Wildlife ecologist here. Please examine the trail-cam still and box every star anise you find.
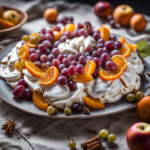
[2,119,17,134]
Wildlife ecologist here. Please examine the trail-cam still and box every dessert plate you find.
[0,38,150,119]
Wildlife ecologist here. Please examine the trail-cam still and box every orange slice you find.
[83,97,105,109]
[64,23,76,33]
[39,66,59,85]
[112,55,127,71]
[26,33,39,48]
[18,44,29,59]
[0,17,15,29]
[128,44,137,52]
[98,25,110,42]
[119,42,131,58]
[15,60,26,71]
[72,73,93,83]
[120,36,127,44]
[84,60,96,75]
[32,91,48,111]
[25,61,45,77]
[99,69,123,81]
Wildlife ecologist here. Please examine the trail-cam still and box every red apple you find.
[126,122,150,150]
[94,1,113,18]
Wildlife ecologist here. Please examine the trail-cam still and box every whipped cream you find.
[58,35,96,54]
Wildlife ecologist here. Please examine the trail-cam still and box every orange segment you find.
[84,60,96,75]
[64,23,76,33]
[72,73,93,83]
[120,36,127,44]
[39,66,59,85]
[25,61,45,77]
[15,59,26,71]
[18,44,29,59]
[119,42,131,58]
[112,55,127,71]
[128,44,137,52]
[26,41,38,48]
[98,25,110,42]
[32,91,48,111]
[53,31,62,42]
[83,97,105,109]
[99,69,123,81]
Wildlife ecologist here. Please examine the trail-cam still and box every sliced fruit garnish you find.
[72,73,93,83]
[29,33,39,38]
[64,23,76,33]
[112,55,127,71]
[0,17,15,29]
[32,91,48,111]
[83,97,105,109]
[53,31,62,42]
[39,66,59,85]
[25,61,45,77]
[128,44,137,52]
[120,36,127,44]
[98,25,110,42]
[26,40,38,48]
[18,44,29,59]
[119,42,131,58]
[15,59,26,71]
[98,69,123,81]
[84,60,96,75]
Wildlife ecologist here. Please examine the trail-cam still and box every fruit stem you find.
[123,7,126,10]
[141,125,144,130]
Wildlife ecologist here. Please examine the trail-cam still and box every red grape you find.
[76,64,84,74]
[86,26,93,35]
[40,54,48,63]
[92,51,98,58]
[42,40,52,49]
[61,68,69,77]
[96,43,104,49]
[45,33,53,42]
[24,88,33,99]
[115,41,122,49]
[60,36,68,43]
[138,73,146,82]
[29,48,36,55]
[110,50,121,57]
[13,85,25,98]
[46,62,52,68]
[92,69,98,79]
[75,52,82,60]
[67,16,74,22]
[100,53,110,63]
[45,29,53,37]
[71,61,78,66]
[41,28,46,34]
[53,25,61,31]
[38,44,47,53]
[56,17,66,24]
[57,54,64,63]
[84,21,92,27]
[63,54,68,58]
[78,56,86,65]
[97,48,105,57]
[36,50,42,58]
[72,103,82,113]
[93,57,101,68]
[30,53,38,62]
[68,81,76,91]
[57,76,68,85]
[36,61,42,68]
[97,38,105,44]
[40,33,46,42]
[103,47,108,53]
[48,54,55,62]
[78,28,85,36]
[105,41,115,50]
[52,48,60,57]
[58,64,66,72]
[68,65,76,75]
[67,54,76,61]
[17,79,28,88]
[84,52,91,57]
[93,32,100,41]
[72,29,79,37]
[45,49,51,55]
[53,41,61,48]
[52,59,60,68]
[105,61,117,71]
[63,31,72,39]
[77,23,84,29]
[62,58,70,67]
[86,45,94,53]
[109,34,117,41]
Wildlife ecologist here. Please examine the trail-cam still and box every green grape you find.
[37,33,41,40]
[54,108,58,114]
[99,129,109,139]
[64,107,71,115]
[69,140,76,149]
[47,106,54,115]
[135,91,144,100]
[31,36,39,45]
[107,134,116,143]
[21,35,30,41]
[126,93,135,102]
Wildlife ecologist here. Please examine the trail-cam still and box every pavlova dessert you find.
[0,20,144,115]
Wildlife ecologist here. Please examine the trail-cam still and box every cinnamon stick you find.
[86,142,102,150]
[86,139,100,149]
[81,135,100,149]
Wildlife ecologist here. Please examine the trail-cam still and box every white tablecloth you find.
[0,1,149,150]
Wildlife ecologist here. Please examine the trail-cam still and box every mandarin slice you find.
[39,66,59,85]
[15,60,26,71]
[99,69,123,81]
[83,97,105,109]
[64,23,76,33]
[25,61,45,77]
[18,44,29,59]
[72,73,93,83]
[32,91,48,111]
[119,42,131,58]
[128,43,137,52]
[84,60,96,75]
[98,25,110,42]
[112,55,127,71]
[120,36,127,44]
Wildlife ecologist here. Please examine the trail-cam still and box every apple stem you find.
[123,7,126,10]
[141,125,144,130]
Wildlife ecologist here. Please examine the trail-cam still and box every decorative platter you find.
[0,36,149,119]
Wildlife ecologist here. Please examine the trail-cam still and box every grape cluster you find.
[126,91,144,102]
[56,16,74,25]
[107,15,121,29]
[13,79,33,99]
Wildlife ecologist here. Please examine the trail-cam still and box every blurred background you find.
[0,0,150,16]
